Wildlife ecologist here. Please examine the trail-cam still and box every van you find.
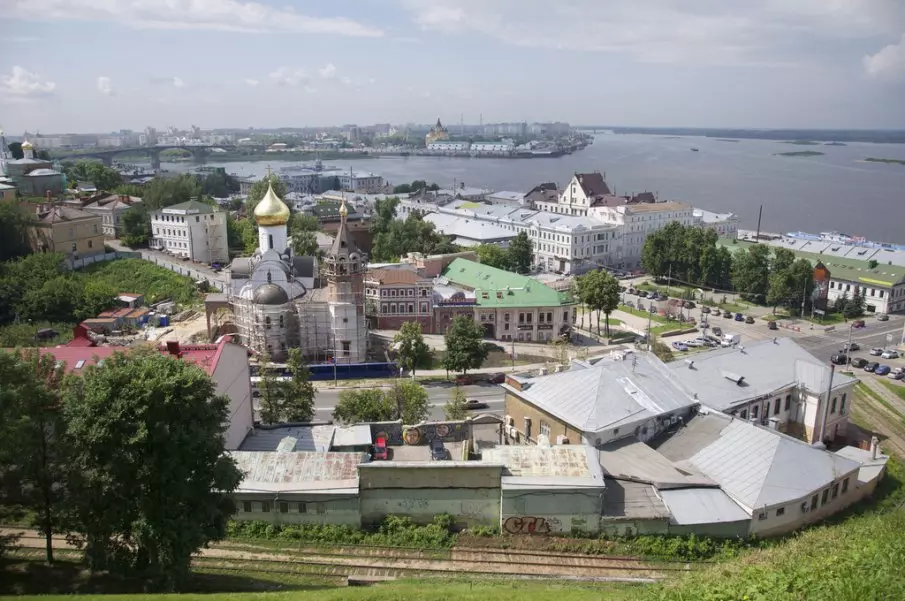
[721,333,741,347]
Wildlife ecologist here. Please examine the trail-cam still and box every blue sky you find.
[1,0,904,133]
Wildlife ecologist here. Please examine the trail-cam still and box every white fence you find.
[68,250,227,292]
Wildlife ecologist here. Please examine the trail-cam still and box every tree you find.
[394,322,431,377]
[844,286,865,319]
[387,380,430,424]
[393,183,412,194]
[121,206,150,247]
[0,350,68,564]
[597,272,621,336]
[834,291,849,314]
[289,213,322,257]
[651,340,675,363]
[506,232,533,274]
[76,280,117,321]
[64,160,121,191]
[201,171,238,198]
[141,174,203,211]
[62,351,242,588]
[246,173,287,214]
[444,387,468,420]
[19,276,82,323]
[372,197,400,233]
[257,353,285,425]
[788,258,815,316]
[0,202,33,262]
[8,142,24,159]
[333,388,395,424]
[731,244,771,302]
[443,315,488,375]
[283,348,316,423]
[771,248,796,274]
[476,243,509,270]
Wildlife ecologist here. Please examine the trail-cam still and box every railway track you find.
[8,531,700,582]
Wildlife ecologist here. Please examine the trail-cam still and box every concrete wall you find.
[599,519,669,536]
[214,343,254,450]
[234,493,360,526]
[669,520,749,538]
[500,489,604,535]
[504,390,584,444]
[359,464,501,527]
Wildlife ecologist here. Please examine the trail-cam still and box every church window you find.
[265,316,271,329]
[279,315,284,328]
[342,341,351,356]
[268,234,274,250]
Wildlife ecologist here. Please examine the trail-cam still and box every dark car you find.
[723,311,733,319]
[875,365,892,376]
[483,342,505,352]
[465,399,489,410]
[487,372,505,384]
[735,313,744,321]
[638,290,649,298]
[767,321,778,330]
[745,316,755,324]
[373,436,388,460]
[842,342,860,352]
[684,301,696,309]
[853,319,866,328]
[430,438,447,461]
[831,353,848,365]
[701,306,711,314]
[851,357,869,368]
[864,362,880,373]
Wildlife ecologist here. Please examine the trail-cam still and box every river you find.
[156,133,905,244]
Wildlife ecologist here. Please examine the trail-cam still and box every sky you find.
[1,0,904,133]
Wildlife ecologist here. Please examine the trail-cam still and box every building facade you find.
[425,117,450,144]
[149,200,229,264]
[82,193,142,238]
[365,267,434,331]
[28,205,105,260]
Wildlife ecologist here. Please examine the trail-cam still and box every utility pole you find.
[846,323,854,365]
[646,306,654,352]
[665,263,672,297]
[800,272,808,317]
[755,204,763,242]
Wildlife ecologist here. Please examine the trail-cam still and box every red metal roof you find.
[158,338,232,376]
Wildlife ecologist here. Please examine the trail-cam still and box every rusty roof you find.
[230,451,365,493]
[482,445,604,489]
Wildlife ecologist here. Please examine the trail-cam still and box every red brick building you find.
[364,267,434,330]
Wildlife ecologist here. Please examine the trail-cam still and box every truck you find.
[721,332,741,347]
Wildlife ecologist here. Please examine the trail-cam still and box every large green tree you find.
[63,160,122,191]
[475,243,509,270]
[0,202,33,262]
[333,388,396,424]
[121,207,151,247]
[0,350,68,564]
[731,243,771,302]
[444,387,468,421]
[443,315,488,375]
[577,270,620,336]
[201,171,239,198]
[62,351,242,589]
[246,173,287,214]
[284,348,316,423]
[256,353,286,426]
[387,380,430,424]
[394,321,431,377]
[289,213,322,258]
[506,232,533,274]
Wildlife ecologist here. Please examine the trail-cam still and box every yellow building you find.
[28,205,105,260]
[425,117,450,144]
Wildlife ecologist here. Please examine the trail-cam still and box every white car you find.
[683,339,704,347]
[869,348,884,356]
[881,350,900,359]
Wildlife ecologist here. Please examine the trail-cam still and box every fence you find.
[68,251,141,270]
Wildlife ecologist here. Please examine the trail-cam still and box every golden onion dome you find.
[21,140,33,149]
[253,182,290,226]
[339,198,348,218]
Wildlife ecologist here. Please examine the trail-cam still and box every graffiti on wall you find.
[503,516,561,535]
[369,421,469,446]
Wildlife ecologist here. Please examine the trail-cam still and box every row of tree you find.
[256,348,317,424]
[0,349,241,589]
[474,234,534,275]
[641,222,734,290]
[370,197,458,262]
[392,180,440,194]
[574,270,621,336]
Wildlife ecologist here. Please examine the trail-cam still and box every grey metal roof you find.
[834,446,890,485]
[668,338,856,411]
[660,488,750,525]
[239,425,336,452]
[598,438,714,488]
[602,478,671,520]
[656,413,860,510]
[229,258,252,278]
[332,425,372,448]
[425,212,516,242]
[230,450,365,494]
[503,352,698,436]
[291,255,315,278]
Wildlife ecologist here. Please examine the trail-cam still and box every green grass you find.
[75,258,200,305]
[650,323,689,336]
[599,317,623,327]
[803,311,848,325]
[0,321,75,348]
[619,305,668,323]
[716,301,751,314]
[880,380,905,403]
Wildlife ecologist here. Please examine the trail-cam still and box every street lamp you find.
[846,323,854,365]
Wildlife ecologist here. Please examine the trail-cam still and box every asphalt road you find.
[315,381,506,422]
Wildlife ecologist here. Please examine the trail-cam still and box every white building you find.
[82,193,142,238]
[590,202,697,270]
[149,200,228,264]
[337,170,383,192]
[535,172,612,217]
[471,141,514,155]
[486,190,527,205]
[426,141,469,152]
[694,208,739,239]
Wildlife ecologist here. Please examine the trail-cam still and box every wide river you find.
[160,133,905,244]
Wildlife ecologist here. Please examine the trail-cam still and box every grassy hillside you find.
[75,259,200,305]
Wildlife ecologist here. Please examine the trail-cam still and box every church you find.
[225,181,368,364]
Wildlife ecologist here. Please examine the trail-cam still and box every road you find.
[315,381,506,422]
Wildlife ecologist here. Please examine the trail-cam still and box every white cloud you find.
[269,67,310,87]
[318,63,337,78]
[6,0,383,37]
[245,78,259,86]
[172,76,186,88]
[864,34,905,79]
[401,0,905,66]
[1,65,56,100]
[96,76,116,96]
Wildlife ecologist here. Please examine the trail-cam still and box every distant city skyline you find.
[2,0,904,133]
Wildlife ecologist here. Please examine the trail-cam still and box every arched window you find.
[265,316,271,329]
[279,315,284,328]
[268,234,274,250]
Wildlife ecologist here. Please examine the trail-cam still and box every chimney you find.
[870,435,880,460]
[165,340,181,356]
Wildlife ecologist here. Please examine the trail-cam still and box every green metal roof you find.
[164,200,218,214]
[442,258,575,308]
[718,239,905,287]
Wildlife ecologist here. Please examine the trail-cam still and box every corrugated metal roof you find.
[332,425,372,447]
[598,438,715,488]
[230,451,364,493]
[239,425,336,452]
[660,488,750,525]
[504,352,697,436]
[482,445,605,490]
[602,478,670,520]
[668,338,856,412]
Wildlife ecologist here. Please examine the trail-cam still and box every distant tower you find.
[21,139,35,160]
[322,198,367,363]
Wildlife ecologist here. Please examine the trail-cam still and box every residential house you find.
[27,205,105,260]
[534,172,611,217]
[364,267,435,331]
[149,200,229,264]
[82,193,142,238]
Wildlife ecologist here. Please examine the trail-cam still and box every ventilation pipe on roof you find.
[871,435,880,460]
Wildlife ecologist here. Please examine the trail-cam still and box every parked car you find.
[767,321,778,330]
[464,399,489,410]
[483,342,505,352]
[853,319,866,328]
[831,353,849,366]
[734,313,744,321]
[487,372,505,384]
[628,288,638,295]
[875,365,891,376]
[723,311,734,319]
[876,313,889,321]
[430,438,447,461]
[671,341,689,351]
[657,293,669,301]
[373,436,388,460]
[864,362,880,373]
[683,339,704,347]
[701,306,711,314]
[684,301,696,309]
[869,348,884,356]
[638,290,649,298]
[881,350,900,359]
[842,342,860,351]
[745,316,755,324]
[711,326,723,337]
[851,358,869,368]
[891,371,905,381]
